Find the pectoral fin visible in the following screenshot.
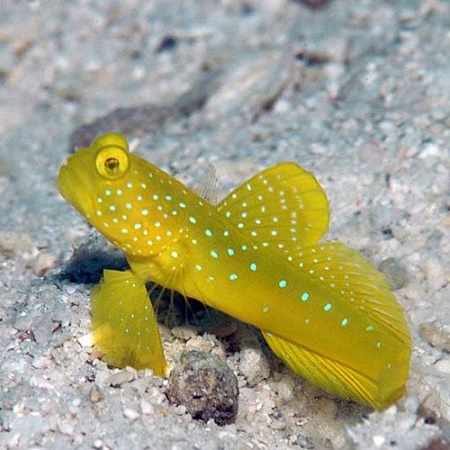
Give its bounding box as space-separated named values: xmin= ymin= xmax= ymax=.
xmin=91 ymin=269 xmax=168 ymax=377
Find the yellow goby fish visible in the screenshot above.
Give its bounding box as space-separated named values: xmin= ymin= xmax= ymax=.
xmin=58 ymin=133 xmax=411 ymax=410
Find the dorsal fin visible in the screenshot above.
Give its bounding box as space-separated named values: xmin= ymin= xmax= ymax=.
xmin=197 ymin=164 xmax=218 ymax=204
xmin=216 ymin=162 xmax=330 ymax=249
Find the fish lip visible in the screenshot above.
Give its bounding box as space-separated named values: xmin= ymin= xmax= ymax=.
xmin=57 ymin=163 xmax=70 ymax=199
xmin=57 ymin=161 xmax=84 ymax=206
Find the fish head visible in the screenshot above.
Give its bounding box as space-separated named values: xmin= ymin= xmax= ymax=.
xmin=59 ymin=133 xmax=177 ymax=256
xmin=58 ymin=133 xmax=132 ymax=222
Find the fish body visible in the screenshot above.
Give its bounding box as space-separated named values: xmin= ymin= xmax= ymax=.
xmin=58 ymin=133 xmax=411 ymax=409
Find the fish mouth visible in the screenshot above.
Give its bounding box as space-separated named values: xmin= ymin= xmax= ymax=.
xmin=57 ymin=161 xmax=72 ymax=201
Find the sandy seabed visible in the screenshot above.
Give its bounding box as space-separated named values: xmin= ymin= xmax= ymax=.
xmin=0 ymin=1 xmax=449 ymax=449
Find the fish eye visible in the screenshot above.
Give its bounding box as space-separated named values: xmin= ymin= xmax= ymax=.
xmin=92 ymin=133 xmax=130 ymax=179
xmin=105 ymin=157 xmax=120 ymax=171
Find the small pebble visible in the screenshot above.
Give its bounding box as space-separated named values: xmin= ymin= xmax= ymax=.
xmin=434 ymin=359 xmax=450 ymax=375
xmin=140 ymin=399 xmax=154 ymax=415
xmin=372 ymin=435 xmax=386 ymax=447
xmin=378 ymin=257 xmax=408 ymax=289
xmin=58 ymin=421 xmax=74 ymax=436
xmin=31 ymin=356 xmax=50 ymax=369
xmin=106 ymin=369 xmax=136 ymax=387
xmin=292 ymin=434 xmax=315 ymax=449
xmin=166 ymin=350 xmax=239 ymax=426
xmin=268 ymin=410 xmax=287 ymax=431
xmin=93 ymin=439 xmax=104 ymax=449
xmin=78 ymin=331 xmax=96 ymax=348
xmin=239 ymin=346 xmax=270 ymax=387
xmin=89 ymin=385 xmax=104 ymax=403
xmin=277 ymin=374 xmax=295 ymax=403
xmin=123 ymin=408 xmax=140 ymax=420
xmin=420 ymin=321 xmax=450 ymax=352
xmin=32 ymin=251 xmax=58 ymax=277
